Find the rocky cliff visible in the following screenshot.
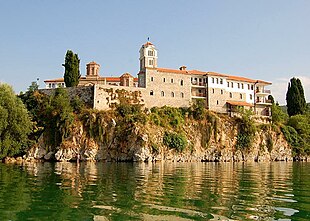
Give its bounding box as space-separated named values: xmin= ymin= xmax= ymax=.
xmin=25 ymin=111 xmax=293 ymax=162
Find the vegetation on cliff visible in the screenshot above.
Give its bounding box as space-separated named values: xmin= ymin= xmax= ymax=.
xmin=0 ymin=77 xmax=309 ymax=160
xmin=273 ymin=77 xmax=310 ymax=156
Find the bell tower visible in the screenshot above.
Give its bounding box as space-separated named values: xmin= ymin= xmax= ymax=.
xmin=139 ymin=41 xmax=158 ymax=71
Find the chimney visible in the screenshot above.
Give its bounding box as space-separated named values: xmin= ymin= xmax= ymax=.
xmin=179 ymin=65 xmax=187 ymax=71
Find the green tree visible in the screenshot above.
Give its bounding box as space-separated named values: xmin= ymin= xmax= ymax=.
xmin=271 ymin=103 xmax=288 ymax=124
xmin=0 ymin=84 xmax=32 ymax=159
xmin=63 ymin=50 xmax=80 ymax=87
xmin=268 ymin=95 xmax=275 ymax=104
xmin=44 ymin=88 xmax=74 ymax=148
xmin=286 ymin=77 xmax=306 ymax=116
xmin=236 ymin=109 xmax=256 ymax=150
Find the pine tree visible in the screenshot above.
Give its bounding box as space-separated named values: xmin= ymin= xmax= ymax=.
xmin=63 ymin=50 xmax=80 ymax=87
xmin=286 ymin=77 xmax=306 ymax=116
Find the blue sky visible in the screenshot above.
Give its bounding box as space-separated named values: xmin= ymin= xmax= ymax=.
xmin=0 ymin=0 xmax=309 ymax=104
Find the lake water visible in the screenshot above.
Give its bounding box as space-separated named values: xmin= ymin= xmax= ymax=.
xmin=0 ymin=162 xmax=309 ymax=221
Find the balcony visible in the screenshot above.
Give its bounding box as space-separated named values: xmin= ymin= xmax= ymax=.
xmin=191 ymin=93 xmax=206 ymax=98
xmin=191 ymin=81 xmax=206 ymax=87
xmin=256 ymin=99 xmax=272 ymax=105
xmin=256 ymin=89 xmax=271 ymax=95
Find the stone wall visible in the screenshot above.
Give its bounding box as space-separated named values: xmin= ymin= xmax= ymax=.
xmin=143 ymin=69 xmax=192 ymax=108
xmin=40 ymin=86 xmax=95 ymax=108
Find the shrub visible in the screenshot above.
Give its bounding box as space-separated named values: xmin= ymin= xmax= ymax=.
xmin=149 ymin=106 xmax=185 ymax=129
xmin=163 ymin=131 xmax=187 ymax=152
xmin=236 ymin=109 xmax=256 ymax=150
xmin=190 ymin=99 xmax=205 ymax=120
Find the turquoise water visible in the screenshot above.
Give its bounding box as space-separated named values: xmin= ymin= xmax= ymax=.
xmin=0 ymin=162 xmax=309 ymax=220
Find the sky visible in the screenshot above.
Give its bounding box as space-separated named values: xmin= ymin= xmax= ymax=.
xmin=0 ymin=0 xmax=309 ymax=104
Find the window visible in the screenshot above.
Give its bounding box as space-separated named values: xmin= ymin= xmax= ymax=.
xmin=221 ymin=89 xmax=223 ymax=94
xmin=212 ymin=77 xmax=214 ymax=83
xmin=237 ymin=83 xmax=240 ymax=88
xmin=240 ymin=93 xmax=243 ymax=99
xmin=181 ymin=92 xmax=184 ymax=98
xmin=241 ymin=83 xmax=244 ymax=89
xmin=150 ymin=90 xmax=154 ymax=96
xmin=150 ymin=77 xmax=154 ymax=81
xmin=216 ymin=78 xmax=219 ymax=84
xmin=250 ymin=94 xmax=253 ymax=100
xmin=212 ymin=88 xmax=215 ymax=94
xmin=227 ymin=82 xmax=229 ymax=87
xmin=180 ymin=80 xmax=184 ymax=86
xmin=217 ymin=100 xmax=219 ymax=105
xmin=230 ymin=92 xmax=232 ymax=98
xmin=171 ymin=79 xmax=174 ymax=83
xmin=171 ymin=92 xmax=175 ymax=97
xmin=148 ymin=50 xmax=154 ymax=56
xmin=231 ymin=82 xmax=233 ymax=88
xmin=161 ymin=91 xmax=165 ymax=97
xmin=251 ymin=85 xmax=254 ymax=90
xmin=149 ymin=60 xmax=153 ymax=65
xmin=163 ymin=78 xmax=166 ymax=82
xmin=220 ymin=78 xmax=223 ymax=84
xmin=248 ymin=84 xmax=250 ymax=90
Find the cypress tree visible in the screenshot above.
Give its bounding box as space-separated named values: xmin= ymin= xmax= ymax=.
xmin=296 ymin=78 xmax=306 ymax=112
xmin=286 ymin=77 xmax=306 ymax=116
xmin=63 ymin=50 xmax=81 ymax=87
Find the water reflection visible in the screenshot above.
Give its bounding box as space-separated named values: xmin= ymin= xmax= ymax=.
xmin=0 ymin=161 xmax=309 ymax=220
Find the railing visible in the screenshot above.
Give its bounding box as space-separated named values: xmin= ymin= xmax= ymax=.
xmin=192 ymin=93 xmax=206 ymax=97
xmin=191 ymin=81 xmax=206 ymax=86
xmin=256 ymin=99 xmax=272 ymax=104
xmin=256 ymin=89 xmax=271 ymax=94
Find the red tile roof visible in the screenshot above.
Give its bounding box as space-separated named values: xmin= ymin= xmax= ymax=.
xmin=144 ymin=41 xmax=154 ymax=46
xmin=44 ymin=78 xmax=64 ymax=83
xmin=44 ymin=76 xmax=138 ymax=83
xmin=155 ymin=68 xmax=271 ymax=85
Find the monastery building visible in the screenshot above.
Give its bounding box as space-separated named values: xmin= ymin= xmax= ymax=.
xmin=44 ymin=41 xmax=272 ymax=117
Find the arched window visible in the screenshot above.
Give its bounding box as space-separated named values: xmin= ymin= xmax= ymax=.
xmin=171 ymin=79 xmax=174 ymax=83
xmin=163 ymin=78 xmax=166 ymax=82
xmin=230 ymin=92 xmax=233 ymax=98
xmin=181 ymin=92 xmax=184 ymax=98
xmin=150 ymin=90 xmax=154 ymax=96
xmin=148 ymin=50 xmax=154 ymax=56
xmin=171 ymin=92 xmax=175 ymax=97
xmin=150 ymin=77 xmax=154 ymax=82
xmin=240 ymin=93 xmax=243 ymax=99
xmin=217 ymin=100 xmax=219 ymax=105
xmin=161 ymin=91 xmax=165 ymax=97
xmin=221 ymin=89 xmax=223 ymax=94
xmin=180 ymin=80 xmax=183 ymax=86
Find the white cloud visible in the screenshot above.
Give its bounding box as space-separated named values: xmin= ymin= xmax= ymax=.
xmin=271 ymin=75 xmax=310 ymax=105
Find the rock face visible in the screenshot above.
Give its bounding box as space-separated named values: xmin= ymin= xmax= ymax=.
xmin=25 ymin=115 xmax=293 ymax=162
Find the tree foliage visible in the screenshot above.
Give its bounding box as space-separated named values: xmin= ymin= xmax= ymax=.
xmin=0 ymin=84 xmax=32 ymax=159
xmin=286 ymin=77 xmax=306 ymax=116
xmin=236 ymin=109 xmax=256 ymax=150
xmin=63 ymin=50 xmax=80 ymax=87
xmin=163 ymin=131 xmax=187 ymax=152
xmin=43 ymin=88 xmax=74 ymax=148
xmin=271 ymin=103 xmax=288 ymax=124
